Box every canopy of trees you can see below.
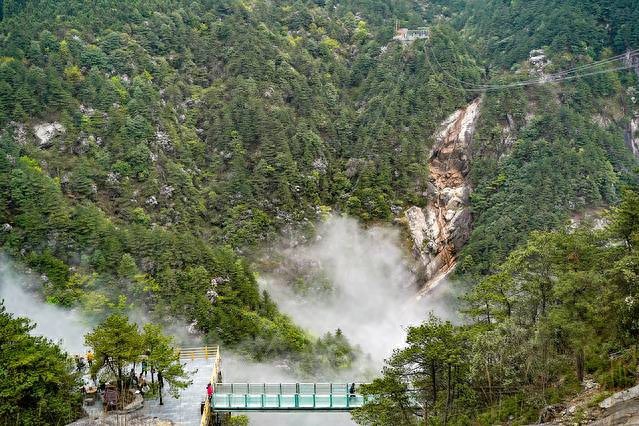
[355,190,639,424]
[85,314,192,405]
[0,0,637,422]
[0,303,82,425]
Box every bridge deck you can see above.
[211,383,367,411]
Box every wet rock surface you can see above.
[406,98,482,294]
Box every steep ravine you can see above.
[405,98,482,296]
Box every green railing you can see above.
[211,383,367,411]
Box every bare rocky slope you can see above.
[405,97,482,295]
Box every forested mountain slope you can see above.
[0,1,638,423]
[0,0,481,345]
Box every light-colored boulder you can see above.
[626,114,639,159]
[599,384,639,409]
[33,122,65,148]
[405,206,428,253]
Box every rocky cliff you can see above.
[406,98,482,295]
[626,114,639,159]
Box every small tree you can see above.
[85,314,143,401]
[142,323,192,405]
[85,315,191,406]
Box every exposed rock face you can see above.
[406,98,482,294]
[529,48,551,78]
[570,209,608,231]
[33,122,65,148]
[599,384,639,409]
[625,114,639,159]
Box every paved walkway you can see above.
[139,358,210,425]
[71,358,212,426]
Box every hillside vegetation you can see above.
[0,0,638,424]
[355,190,639,424]
[0,0,478,354]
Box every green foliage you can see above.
[141,323,192,398]
[227,415,250,426]
[0,2,637,420]
[460,86,636,277]
[358,190,639,424]
[85,315,191,401]
[0,303,82,425]
[0,0,482,235]
[0,133,339,362]
[85,314,145,386]
[431,0,639,67]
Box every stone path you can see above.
[138,358,211,425]
[71,358,213,426]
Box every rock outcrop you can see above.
[529,48,551,79]
[599,384,639,409]
[33,122,65,148]
[625,114,639,159]
[406,98,482,295]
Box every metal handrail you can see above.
[212,382,366,395]
[198,346,221,426]
[210,393,367,409]
[209,382,368,410]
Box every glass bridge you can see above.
[210,383,367,411]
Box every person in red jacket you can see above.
[206,382,213,399]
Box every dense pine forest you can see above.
[0,0,638,424]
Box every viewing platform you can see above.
[210,383,367,411]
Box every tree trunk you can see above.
[158,371,164,405]
[445,363,452,424]
[504,297,511,318]
[485,361,493,405]
[118,365,124,409]
[576,348,585,383]
[451,366,456,408]
[431,360,437,403]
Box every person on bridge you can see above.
[349,383,356,397]
[207,382,213,399]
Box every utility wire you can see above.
[430,29,637,87]
[425,42,636,92]
[423,31,637,92]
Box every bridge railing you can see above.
[194,346,221,426]
[210,383,368,410]
[178,346,219,361]
[214,383,359,395]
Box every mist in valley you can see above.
[262,216,456,366]
[0,254,92,355]
[0,216,457,426]
[237,216,457,425]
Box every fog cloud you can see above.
[0,254,92,354]
[0,216,459,425]
[262,216,456,368]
